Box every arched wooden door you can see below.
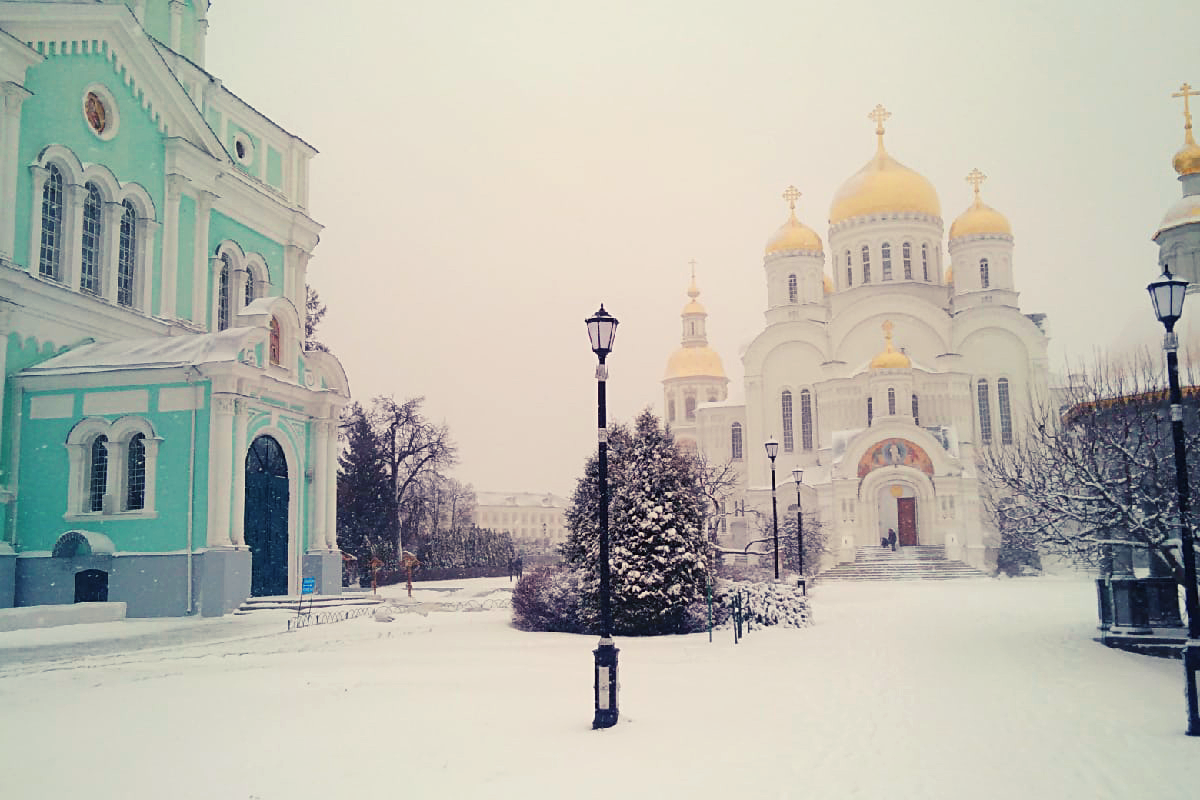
[245,435,289,597]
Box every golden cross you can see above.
[688,259,697,282]
[965,168,987,198]
[782,185,801,211]
[868,104,891,136]
[882,320,894,342]
[1173,82,1197,128]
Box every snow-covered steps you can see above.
[818,545,988,582]
[233,594,384,614]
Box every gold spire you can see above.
[869,320,911,370]
[1172,82,1200,176]
[949,167,1011,238]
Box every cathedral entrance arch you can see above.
[876,484,919,546]
[245,435,289,597]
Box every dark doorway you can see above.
[897,498,918,546]
[245,435,289,597]
[75,569,108,602]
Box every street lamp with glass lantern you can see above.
[1147,269,1200,736]
[791,466,805,592]
[765,437,780,579]
[585,304,619,730]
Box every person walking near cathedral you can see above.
[888,528,898,552]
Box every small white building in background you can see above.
[474,492,569,554]
[667,106,1052,573]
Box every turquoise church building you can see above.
[0,0,350,615]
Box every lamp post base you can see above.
[593,637,619,729]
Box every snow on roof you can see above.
[475,491,570,509]
[20,329,255,376]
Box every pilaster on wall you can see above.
[206,394,235,547]
[161,174,188,319]
[191,190,217,326]
[168,0,186,53]
[284,244,311,311]
[308,419,330,550]
[63,186,85,291]
[0,84,32,262]
[230,398,247,546]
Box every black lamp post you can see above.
[791,466,804,584]
[765,437,780,579]
[1147,269,1200,736]
[586,304,619,730]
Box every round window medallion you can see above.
[232,132,254,165]
[85,92,107,133]
[81,84,119,141]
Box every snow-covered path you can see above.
[0,577,1194,799]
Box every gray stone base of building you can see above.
[16,551,195,617]
[0,544,15,608]
[304,550,344,596]
[195,547,252,617]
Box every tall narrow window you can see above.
[980,258,990,289]
[89,435,109,512]
[912,393,920,426]
[81,183,103,293]
[269,316,282,365]
[788,274,798,303]
[218,254,232,331]
[888,387,897,415]
[861,245,872,283]
[117,200,137,307]
[731,422,743,460]
[800,389,813,451]
[127,433,146,510]
[867,397,874,427]
[902,242,913,279]
[782,390,794,452]
[245,269,256,307]
[845,251,852,287]
[685,395,696,420]
[998,378,1013,445]
[39,164,64,279]
[921,243,930,281]
[881,242,892,280]
[668,397,676,422]
[978,379,992,443]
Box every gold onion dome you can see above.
[664,347,726,380]
[949,168,1012,238]
[829,105,941,225]
[1172,82,1200,176]
[869,321,911,370]
[765,185,822,254]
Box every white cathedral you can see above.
[663,105,1051,572]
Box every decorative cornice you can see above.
[828,211,944,236]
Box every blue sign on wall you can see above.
[301,577,316,595]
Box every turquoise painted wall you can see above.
[176,194,197,319]
[267,147,283,189]
[135,1,197,62]
[2,333,74,489]
[207,211,283,314]
[14,49,165,297]
[15,381,211,554]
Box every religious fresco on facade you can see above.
[857,438,934,477]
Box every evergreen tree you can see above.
[337,403,397,577]
[564,409,711,635]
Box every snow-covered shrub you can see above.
[511,568,595,633]
[712,581,812,629]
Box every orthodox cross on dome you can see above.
[1173,82,1197,131]
[882,319,895,344]
[868,104,891,136]
[782,185,801,212]
[965,168,987,199]
[687,259,699,297]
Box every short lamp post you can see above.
[586,304,619,730]
[1147,269,1200,736]
[765,437,780,580]
[791,467,805,587]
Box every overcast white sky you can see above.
[206,0,1195,497]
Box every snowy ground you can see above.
[1,576,1195,800]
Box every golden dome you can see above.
[949,169,1011,238]
[664,346,726,380]
[1173,82,1200,176]
[766,185,822,254]
[869,320,911,370]
[829,105,940,225]
[823,273,833,293]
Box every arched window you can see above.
[127,433,146,510]
[888,387,896,415]
[978,379,992,443]
[731,422,743,460]
[685,395,696,420]
[921,243,930,281]
[861,245,872,283]
[980,258,990,289]
[39,164,64,279]
[788,274,798,303]
[998,378,1013,445]
[89,435,109,512]
[269,316,282,365]
[912,393,920,426]
[902,242,913,279]
[80,182,103,294]
[782,390,794,452]
[117,200,137,307]
[881,242,892,280]
[845,251,852,287]
[867,397,874,427]
[800,389,813,451]
[218,254,232,331]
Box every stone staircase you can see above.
[818,545,988,582]
[233,593,384,615]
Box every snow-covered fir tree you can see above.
[564,408,711,635]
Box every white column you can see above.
[63,184,85,290]
[230,399,248,546]
[25,165,47,274]
[206,394,235,547]
[138,219,159,312]
[309,419,328,550]
[100,201,122,302]
[191,190,216,325]
[325,415,338,548]
[193,6,210,68]
[160,174,186,318]
[168,1,185,53]
[0,84,31,262]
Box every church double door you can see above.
[897,498,918,546]
[245,435,289,597]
